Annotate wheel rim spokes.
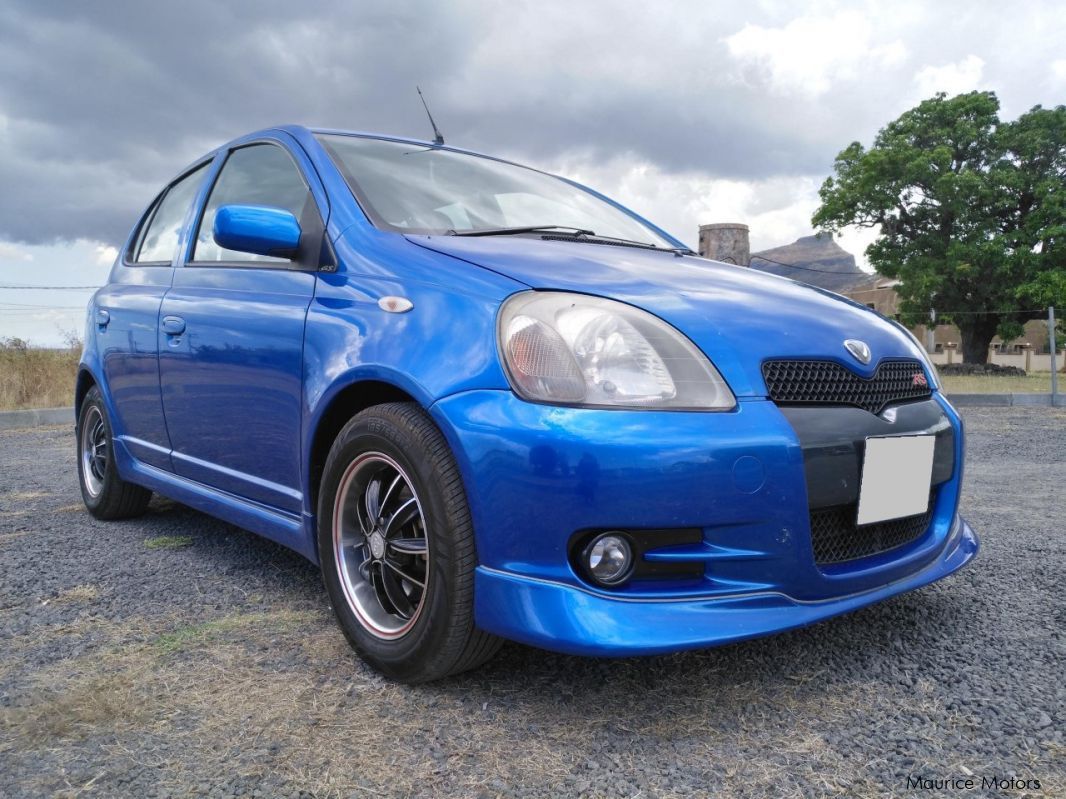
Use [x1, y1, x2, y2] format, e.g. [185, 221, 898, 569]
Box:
[363, 476, 382, 531]
[387, 537, 428, 556]
[80, 406, 107, 497]
[384, 497, 419, 537]
[383, 557, 425, 589]
[376, 561, 416, 618]
[333, 453, 429, 638]
[378, 472, 404, 518]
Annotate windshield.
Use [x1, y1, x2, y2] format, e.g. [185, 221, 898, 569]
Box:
[316, 134, 676, 247]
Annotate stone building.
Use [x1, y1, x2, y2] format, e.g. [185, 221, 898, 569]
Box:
[697, 223, 750, 265]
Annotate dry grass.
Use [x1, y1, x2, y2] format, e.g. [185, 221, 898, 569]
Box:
[4, 673, 154, 744]
[1, 490, 50, 503]
[0, 617, 990, 796]
[3, 604, 1062, 798]
[0, 339, 80, 411]
[143, 535, 194, 550]
[941, 372, 1057, 394]
[45, 585, 101, 605]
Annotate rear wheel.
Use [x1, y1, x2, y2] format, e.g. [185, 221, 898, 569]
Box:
[318, 403, 501, 682]
[77, 386, 151, 519]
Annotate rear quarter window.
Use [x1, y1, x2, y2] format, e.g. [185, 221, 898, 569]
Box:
[133, 163, 209, 263]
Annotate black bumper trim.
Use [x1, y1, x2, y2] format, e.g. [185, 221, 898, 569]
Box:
[779, 398, 954, 511]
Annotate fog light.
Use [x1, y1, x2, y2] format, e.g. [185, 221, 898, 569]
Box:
[584, 533, 633, 586]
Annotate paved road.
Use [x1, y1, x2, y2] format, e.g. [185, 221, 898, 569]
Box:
[1, 408, 1063, 798]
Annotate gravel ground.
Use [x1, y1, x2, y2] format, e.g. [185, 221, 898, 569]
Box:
[0, 408, 1063, 798]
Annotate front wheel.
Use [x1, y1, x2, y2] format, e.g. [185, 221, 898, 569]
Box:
[317, 403, 501, 682]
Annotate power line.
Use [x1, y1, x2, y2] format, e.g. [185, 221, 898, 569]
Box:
[0, 284, 99, 290]
[749, 253, 874, 276]
[0, 308, 85, 313]
[0, 300, 85, 310]
[0, 300, 87, 309]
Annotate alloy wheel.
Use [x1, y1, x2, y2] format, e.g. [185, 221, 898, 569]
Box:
[332, 452, 430, 638]
[80, 405, 107, 498]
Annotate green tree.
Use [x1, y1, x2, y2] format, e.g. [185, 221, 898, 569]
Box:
[813, 91, 1066, 363]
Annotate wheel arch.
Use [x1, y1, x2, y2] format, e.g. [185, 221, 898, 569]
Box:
[74, 367, 99, 423]
[307, 379, 423, 513]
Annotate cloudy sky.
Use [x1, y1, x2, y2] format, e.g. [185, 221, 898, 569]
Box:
[2, 0, 1064, 344]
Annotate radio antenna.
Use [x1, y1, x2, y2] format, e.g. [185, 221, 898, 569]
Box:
[416, 86, 445, 146]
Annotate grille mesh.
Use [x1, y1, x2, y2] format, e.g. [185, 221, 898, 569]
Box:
[809, 496, 934, 565]
[763, 359, 931, 414]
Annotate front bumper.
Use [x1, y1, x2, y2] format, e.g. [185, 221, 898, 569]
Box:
[473, 515, 977, 655]
[431, 389, 978, 656]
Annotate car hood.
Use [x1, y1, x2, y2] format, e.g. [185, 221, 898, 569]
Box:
[406, 234, 926, 398]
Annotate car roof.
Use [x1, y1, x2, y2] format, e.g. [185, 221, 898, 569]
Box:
[169, 124, 486, 185]
[159, 124, 530, 209]
[222, 125, 502, 164]
[306, 126, 437, 148]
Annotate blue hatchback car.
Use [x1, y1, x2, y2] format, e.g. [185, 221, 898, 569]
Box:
[77, 126, 978, 681]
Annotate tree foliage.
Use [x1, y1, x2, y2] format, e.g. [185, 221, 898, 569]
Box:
[813, 91, 1066, 363]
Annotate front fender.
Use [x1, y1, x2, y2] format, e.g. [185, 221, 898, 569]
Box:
[300, 245, 520, 520]
[302, 274, 511, 421]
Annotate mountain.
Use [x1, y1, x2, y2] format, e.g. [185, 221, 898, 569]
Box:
[749, 232, 876, 293]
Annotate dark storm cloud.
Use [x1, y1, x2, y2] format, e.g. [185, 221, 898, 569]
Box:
[1, 0, 1063, 246]
[0, 0, 826, 246]
[0, 1, 471, 243]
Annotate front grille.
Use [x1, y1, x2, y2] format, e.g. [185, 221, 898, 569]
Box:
[809, 495, 934, 565]
[763, 359, 931, 414]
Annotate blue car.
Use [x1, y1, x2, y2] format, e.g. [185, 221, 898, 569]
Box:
[76, 126, 978, 681]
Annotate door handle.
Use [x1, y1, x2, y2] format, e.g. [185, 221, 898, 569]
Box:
[95, 309, 110, 328]
[162, 315, 186, 335]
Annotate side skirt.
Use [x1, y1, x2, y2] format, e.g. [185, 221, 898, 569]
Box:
[113, 438, 318, 563]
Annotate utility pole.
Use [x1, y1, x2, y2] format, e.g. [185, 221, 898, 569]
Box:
[1050, 306, 1059, 406]
[926, 309, 936, 354]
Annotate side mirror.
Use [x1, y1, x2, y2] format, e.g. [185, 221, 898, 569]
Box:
[213, 205, 301, 259]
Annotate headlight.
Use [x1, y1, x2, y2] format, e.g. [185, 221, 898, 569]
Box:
[498, 292, 735, 410]
[891, 320, 941, 390]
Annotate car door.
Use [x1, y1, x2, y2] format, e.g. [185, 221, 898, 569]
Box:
[96, 162, 210, 470]
[157, 140, 326, 514]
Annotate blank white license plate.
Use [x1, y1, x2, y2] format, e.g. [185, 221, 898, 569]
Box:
[856, 435, 935, 526]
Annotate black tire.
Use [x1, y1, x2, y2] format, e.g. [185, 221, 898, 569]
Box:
[317, 402, 501, 682]
[77, 386, 152, 520]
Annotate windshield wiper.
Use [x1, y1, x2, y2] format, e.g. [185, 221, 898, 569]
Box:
[567, 232, 695, 256]
[446, 224, 695, 256]
[447, 225, 596, 237]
